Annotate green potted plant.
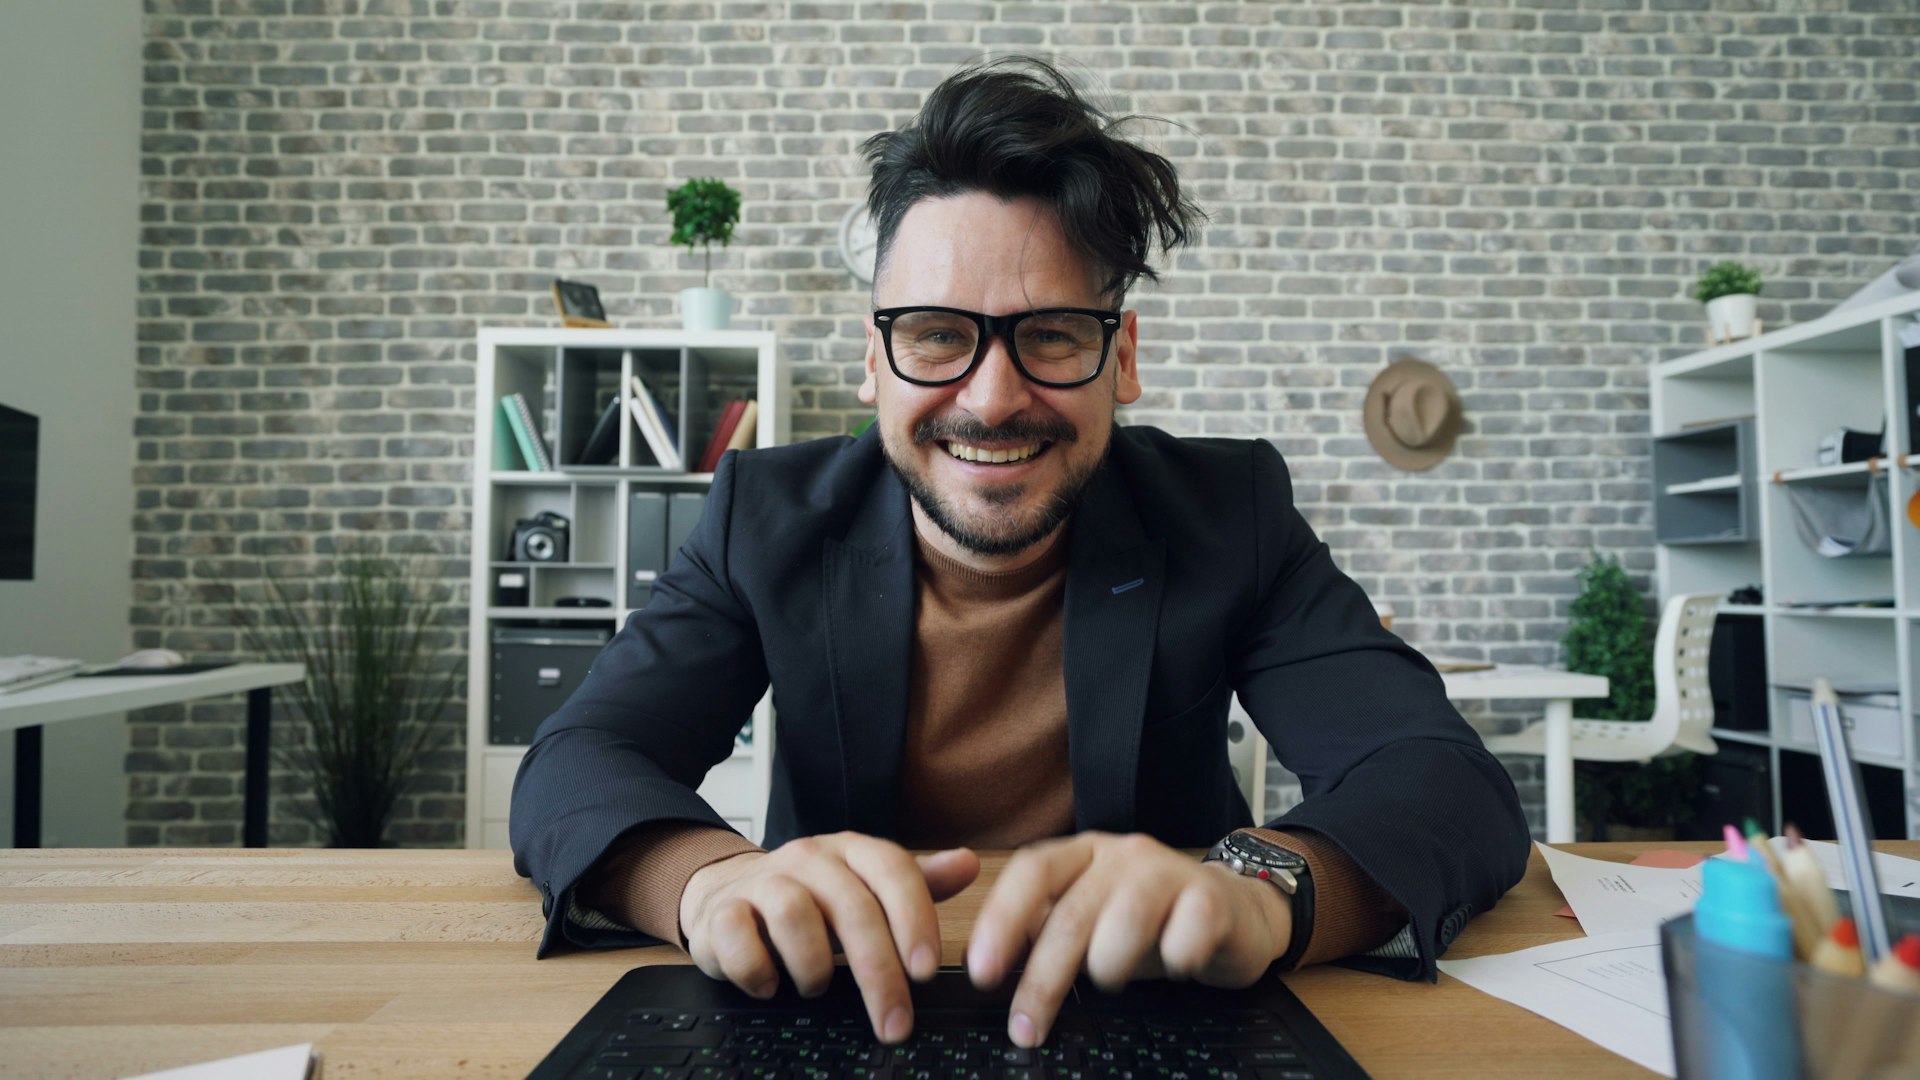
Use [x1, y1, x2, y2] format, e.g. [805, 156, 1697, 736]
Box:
[668, 177, 742, 332]
[1564, 553, 1701, 840]
[1693, 260, 1764, 345]
[237, 548, 460, 847]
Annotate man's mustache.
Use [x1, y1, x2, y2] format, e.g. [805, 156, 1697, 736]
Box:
[910, 416, 1079, 446]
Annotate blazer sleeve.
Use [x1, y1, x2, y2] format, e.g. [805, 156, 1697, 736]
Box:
[1229, 439, 1532, 982]
[510, 450, 771, 956]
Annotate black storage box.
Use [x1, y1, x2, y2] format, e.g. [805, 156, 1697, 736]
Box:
[490, 625, 611, 745]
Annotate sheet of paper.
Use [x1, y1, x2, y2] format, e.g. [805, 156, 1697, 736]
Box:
[1438, 929, 1673, 1077]
[1769, 836, 1920, 898]
[1538, 842, 1705, 937]
[122, 1043, 316, 1080]
[1554, 850, 1706, 918]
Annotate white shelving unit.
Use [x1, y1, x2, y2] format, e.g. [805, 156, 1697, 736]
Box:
[1653, 290, 1920, 837]
[466, 328, 790, 851]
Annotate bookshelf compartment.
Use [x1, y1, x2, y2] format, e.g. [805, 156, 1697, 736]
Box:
[1653, 420, 1754, 545]
[555, 348, 624, 469]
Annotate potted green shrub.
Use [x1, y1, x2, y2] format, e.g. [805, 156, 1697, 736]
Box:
[1693, 260, 1763, 345]
[668, 177, 742, 332]
[237, 548, 460, 847]
[1564, 553, 1701, 841]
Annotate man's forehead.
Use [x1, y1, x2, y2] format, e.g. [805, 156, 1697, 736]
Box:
[878, 192, 1105, 309]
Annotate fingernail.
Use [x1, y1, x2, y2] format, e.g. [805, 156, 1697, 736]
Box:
[912, 944, 937, 979]
[1011, 1012, 1038, 1047]
[885, 1006, 912, 1043]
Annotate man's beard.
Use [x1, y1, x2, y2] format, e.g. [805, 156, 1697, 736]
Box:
[882, 414, 1107, 558]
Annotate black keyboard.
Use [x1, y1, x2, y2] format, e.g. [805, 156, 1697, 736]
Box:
[528, 968, 1369, 1080]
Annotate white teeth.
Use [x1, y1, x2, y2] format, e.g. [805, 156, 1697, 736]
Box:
[945, 442, 1041, 464]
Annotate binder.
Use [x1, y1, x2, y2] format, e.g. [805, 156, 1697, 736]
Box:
[627, 490, 668, 608]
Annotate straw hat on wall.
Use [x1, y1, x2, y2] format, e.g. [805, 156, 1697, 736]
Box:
[1363, 358, 1462, 472]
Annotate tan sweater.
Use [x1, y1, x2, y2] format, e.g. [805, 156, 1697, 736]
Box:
[578, 525, 1406, 968]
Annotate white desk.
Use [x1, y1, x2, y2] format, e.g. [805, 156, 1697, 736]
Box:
[0, 663, 304, 848]
[1439, 664, 1611, 844]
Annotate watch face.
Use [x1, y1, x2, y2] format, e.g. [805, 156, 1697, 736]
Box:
[838, 203, 879, 285]
[1232, 832, 1307, 870]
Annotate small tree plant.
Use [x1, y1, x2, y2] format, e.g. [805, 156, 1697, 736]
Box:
[1563, 553, 1701, 837]
[667, 177, 742, 289]
[1693, 261, 1763, 304]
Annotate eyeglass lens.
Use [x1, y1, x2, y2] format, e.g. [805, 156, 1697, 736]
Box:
[888, 309, 1107, 385]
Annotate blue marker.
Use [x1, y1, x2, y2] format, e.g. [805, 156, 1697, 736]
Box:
[1691, 845, 1802, 1080]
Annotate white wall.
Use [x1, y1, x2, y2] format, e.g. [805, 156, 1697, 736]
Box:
[0, 0, 141, 846]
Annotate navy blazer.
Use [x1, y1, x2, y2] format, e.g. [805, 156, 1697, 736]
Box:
[511, 426, 1531, 979]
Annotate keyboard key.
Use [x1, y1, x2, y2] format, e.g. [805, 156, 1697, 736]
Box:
[995, 1048, 1033, 1066]
[597, 1049, 691, 1066]
[1239, 1051, 1300, 1067]
[1254, 1070, 1315, 1080]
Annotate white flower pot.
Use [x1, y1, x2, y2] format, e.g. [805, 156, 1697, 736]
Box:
[1705, 293, 1758, 343]
[679, 287, 734, 332]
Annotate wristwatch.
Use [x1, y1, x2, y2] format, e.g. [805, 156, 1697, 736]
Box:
[1203, 830, 1315, 971]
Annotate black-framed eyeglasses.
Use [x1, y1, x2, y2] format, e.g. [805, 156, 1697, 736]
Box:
[872, 305, 1123, 389]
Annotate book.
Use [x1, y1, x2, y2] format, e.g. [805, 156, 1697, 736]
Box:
[724, 399, 759, 454]
[577, 394, 622, 466]
[626, 374, 682, 470]
[500, 394, 549, 472]
[697, 399, 747, 473]
[493, 399, 526, 471]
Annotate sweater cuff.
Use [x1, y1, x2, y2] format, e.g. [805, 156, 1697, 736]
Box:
[1245, 827, 1407, 970]
[574, 823, 763, 947]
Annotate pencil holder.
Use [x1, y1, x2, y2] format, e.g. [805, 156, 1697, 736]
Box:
[1663, 915, 1920, 1079]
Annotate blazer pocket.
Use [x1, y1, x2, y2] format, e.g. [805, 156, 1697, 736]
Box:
[1147, 670, 1230, 728]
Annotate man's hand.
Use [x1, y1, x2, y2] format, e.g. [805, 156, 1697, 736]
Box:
[678, 832, 980, 1043]
[966, 832, 1292, 1047]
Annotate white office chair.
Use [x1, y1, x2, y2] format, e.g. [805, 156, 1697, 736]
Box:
[1226, 696, 1267, 821]
[1482, 592, 1722, 764]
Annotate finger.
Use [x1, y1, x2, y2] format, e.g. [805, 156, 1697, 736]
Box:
[968, 838, 1093, 990]
[752, 874, 836, 997]
[918, 847, 982, 901]
[1084, 879, 1177, 993]
[1007, 871, 1111, 1048]
[792, 856, 916, 1044]
[707, 896, 780, 998]
[844, 837, 944, 982]
[1160, 880, 1233, 981]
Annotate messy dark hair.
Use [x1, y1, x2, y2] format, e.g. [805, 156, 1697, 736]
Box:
[860, 56, 1204, 306]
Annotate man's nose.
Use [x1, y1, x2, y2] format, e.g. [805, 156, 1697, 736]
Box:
[953, 336, 1033, 428]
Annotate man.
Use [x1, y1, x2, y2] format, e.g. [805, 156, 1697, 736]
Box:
[512, 57, 1530, 1050]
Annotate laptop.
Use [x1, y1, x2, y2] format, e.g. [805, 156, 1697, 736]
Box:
[527, 965, 1370, 1079]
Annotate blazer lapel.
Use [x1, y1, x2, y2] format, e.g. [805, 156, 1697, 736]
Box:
[1064, 462, 1165, 834]
[822, 467, 916, 837]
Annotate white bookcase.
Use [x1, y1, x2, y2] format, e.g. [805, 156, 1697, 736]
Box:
[465, 328, 790, 851]
[1652, 290, 1920, 837]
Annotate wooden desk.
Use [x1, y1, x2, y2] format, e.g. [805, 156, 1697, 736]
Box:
[8, 841, 1898, 1079]
[0, 663, 305, 848]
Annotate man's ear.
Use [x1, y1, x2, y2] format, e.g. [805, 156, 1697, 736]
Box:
[1112, 309, 1142, 406]
[857, 315, 880, 405]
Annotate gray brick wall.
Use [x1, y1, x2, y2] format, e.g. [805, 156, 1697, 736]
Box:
[132, 0, 1920, 845]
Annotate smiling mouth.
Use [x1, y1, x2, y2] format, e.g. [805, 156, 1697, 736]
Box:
[942, 440, 1050, 465]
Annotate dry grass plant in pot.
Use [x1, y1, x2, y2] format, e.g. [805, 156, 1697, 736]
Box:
[669, 177, 742, 332]
[237, 547, 461, 847]
[1694, 261, 1763, 345]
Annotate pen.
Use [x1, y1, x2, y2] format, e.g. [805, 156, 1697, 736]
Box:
[1810, 676, 1892, 963]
